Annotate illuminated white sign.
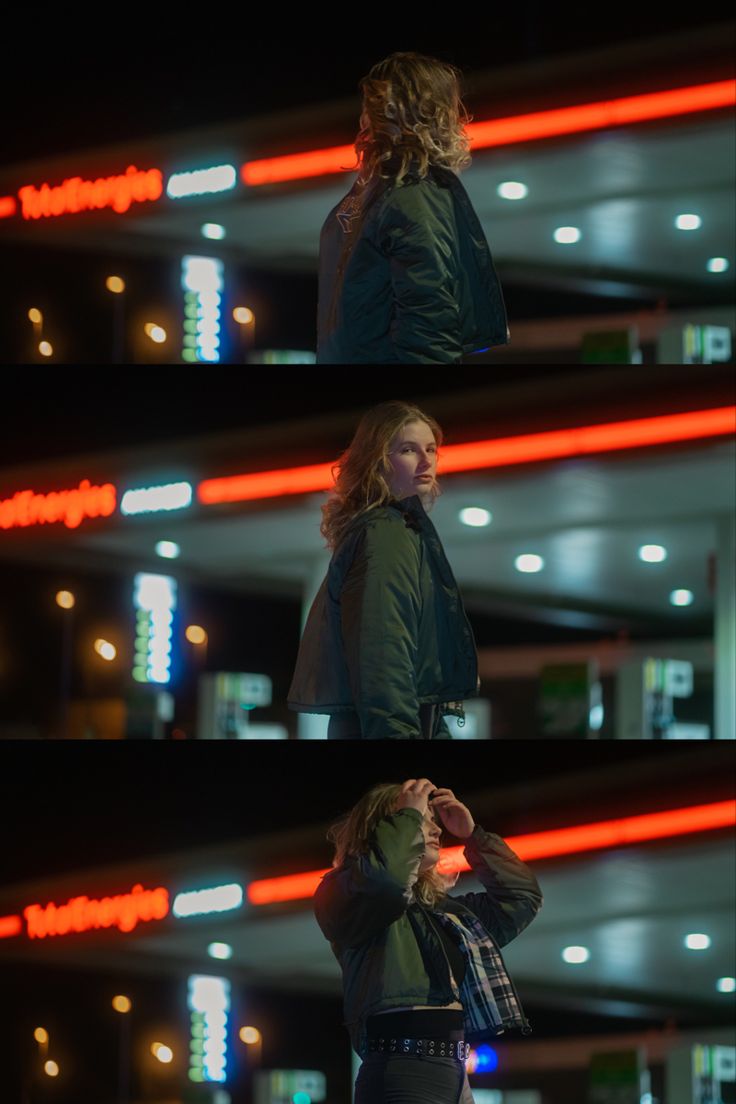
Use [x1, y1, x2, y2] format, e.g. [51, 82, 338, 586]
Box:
[181, 256, 224, 364]
[133, 573, 177, 685]
[173, 884, 244, 919]
[121, 482, 193, 515]
[188, 975, 230, 1084]
[167, 165, 237, 199]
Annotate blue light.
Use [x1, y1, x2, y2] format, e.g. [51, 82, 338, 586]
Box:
[181, 257, 224, 364]
[475, 1045, 498, 1072]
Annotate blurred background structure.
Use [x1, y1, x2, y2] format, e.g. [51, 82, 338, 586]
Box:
[0, 372, 733, 739]
[0, 15, 734, 364]
[0, 741, 733, 1104]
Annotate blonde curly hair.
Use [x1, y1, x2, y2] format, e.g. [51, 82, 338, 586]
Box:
[326, 781, 458, 908]
[320, 399, 443, 551]
[351, 51, 473, 185]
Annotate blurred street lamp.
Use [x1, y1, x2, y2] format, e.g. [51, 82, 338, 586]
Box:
[144, 322, 167, 344]
[34, 1028, 49, 1046]
[186, 624, 208, 670]
[112, 995, 132, 1104]
[106, 276, 126, 362]
[28, 307, 45, 363]
[151, 1043, 174, 1064]
[240, 1027, 261, 1045]
[44, 1061, 59, 1078]
[56, 592, 75, 739]
[94, 639, 117, 662]
[233, 306, 255, 362]
[39, 341, 53, 358]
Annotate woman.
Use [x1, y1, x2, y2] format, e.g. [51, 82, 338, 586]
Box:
[316, 51, 510, 364]
[314, 777, 542, 1103]
[287, 399, 479, 739]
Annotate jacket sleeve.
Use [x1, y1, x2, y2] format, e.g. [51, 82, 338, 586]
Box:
[313, 807, 425, 948]
[340, 517, 423, 739]
[450, 825, 543, 947]
[378, 185, 463, 364]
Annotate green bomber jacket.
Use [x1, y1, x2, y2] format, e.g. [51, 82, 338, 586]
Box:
[287, 494, 479, 739]
[313, 806, 543, 1058]
[316, 157, 510, 364]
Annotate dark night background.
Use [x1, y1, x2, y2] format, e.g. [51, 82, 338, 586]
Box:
[0, 740, 733, 1104]
[1, 10, 734, 361]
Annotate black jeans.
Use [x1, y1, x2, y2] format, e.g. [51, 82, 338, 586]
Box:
[354, 1053, 475, 1103]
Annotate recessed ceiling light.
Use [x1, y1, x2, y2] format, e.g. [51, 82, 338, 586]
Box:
[497, 182, 528, 200]
[670, 589, 693, 606]
[202, 223, 226, 240]
[675, 214, 702, 230]
[515, 554, 544, 573]
[562, 946, 590, 964]
[554, 227, 581, 244]
[207, 942, 233, 960]
[707, 257, 729, 273]
[717, 977, 735, 993]
[156, 541, 180, 559]
[684, 933, 711, 950]
[638, 544, 667, 563]
[459, 507, 492, 527]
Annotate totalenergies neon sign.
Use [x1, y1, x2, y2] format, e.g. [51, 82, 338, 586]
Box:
[23, 883, 169, 939]
[18, 165, 164, 220]
[0, 479, 117, 531]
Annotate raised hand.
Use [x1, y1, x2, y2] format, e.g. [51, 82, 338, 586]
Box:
[429, 788, 475, 839]
[395, 778, 437, 816]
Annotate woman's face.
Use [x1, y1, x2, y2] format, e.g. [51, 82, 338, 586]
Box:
[418, 804, 442, 872]
[385, 419, 438, 503]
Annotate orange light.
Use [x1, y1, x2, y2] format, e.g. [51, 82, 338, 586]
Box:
[198, 408, 735, 507]
[0, 195, 16, 218]
[247, 801, 736, 905]
[233, 307, 254, 325]
[55, 591, 75, 610]
[240, 81, 736, 185]
[113, 995, 132, 1013]
[44, 1061, 59, 1078]
[22, 884, 169, 939]
[198, 461, 335, 505]
[106, 276, 125, 294]
[0, 478, 117, 532]
[437, 407, 736, 474]
[39, 342, 53, 358]
[248, 869, 330, 905]
[242, 145, 356, 185]
[17, 165, 164, 220]
[34, 1027, 49, 1045]
[467, 80, 736, 151]
[240, 1027, 262, 1045]
[0, 914, 21, 939]
[185, 625, 207, 645]
[28, 308, 43, 325]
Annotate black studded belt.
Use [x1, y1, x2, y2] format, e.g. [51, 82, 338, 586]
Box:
[368, 1036, 470, 1060]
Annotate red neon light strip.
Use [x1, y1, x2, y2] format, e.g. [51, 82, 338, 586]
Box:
[0, 915, 21, 939]
[241, 81, 735, 185]
[198, 407, 735, 507]
[0, 196, 17, 219]
[246, 800, 736, 905]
